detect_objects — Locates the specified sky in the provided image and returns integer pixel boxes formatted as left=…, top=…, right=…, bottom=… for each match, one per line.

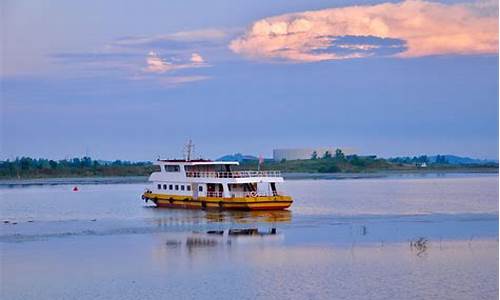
left=1, top=0, right=499, bottom=160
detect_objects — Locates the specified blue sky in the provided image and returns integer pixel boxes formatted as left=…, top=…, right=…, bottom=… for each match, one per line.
left=1, top=0, right=498, bottom=160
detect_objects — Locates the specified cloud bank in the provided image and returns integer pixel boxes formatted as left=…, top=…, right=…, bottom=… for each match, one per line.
left=52, top=29, right=218, bottom=88
left=230, top=0, right=498, bottom=62
left=112, top=28, right=231, bottom=52
left=108, top=29, right=223, bottom=86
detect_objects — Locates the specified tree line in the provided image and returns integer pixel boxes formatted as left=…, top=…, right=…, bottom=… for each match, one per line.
left=310, top=149, right=346, bottom=160
left=388, top=155, right=448, bottom=164
left=242, top=149, right=390, bottom=173
left=0, top=157, right=154, bottom=179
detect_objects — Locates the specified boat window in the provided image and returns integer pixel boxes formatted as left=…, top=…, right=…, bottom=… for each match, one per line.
left=163, top=184, right=167, bottom=190
left=175, top=185, right=179, bottom=190
left=187, top=185, right=191, bottom=191
left=169, top=184, right=173, bottom=190
left=164, top=165, right=180, bottom=172
left=157, top=184, right=161, bottom=190
left=181, top=185, right=185, bottom=191
left=198, top=186, right=203, bottom=192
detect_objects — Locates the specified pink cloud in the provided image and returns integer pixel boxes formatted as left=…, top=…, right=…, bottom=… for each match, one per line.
left=157, top=75, right=211, bottom=86
left=144, top=51, right=208, bottom=73
left=190, top=53, right=205, bottom=63
left=229, top=0, right=498, bottom=62
left=136, top=52, right=210, bottom=87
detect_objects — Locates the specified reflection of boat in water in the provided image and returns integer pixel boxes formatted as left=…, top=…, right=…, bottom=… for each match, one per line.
left=162, top=228, right=284, bottom=252
left=152, top=209, right=292, bottom=228
left=205, top=210, right=292, bottom=224
left=142, top=143, right=293, bottom=210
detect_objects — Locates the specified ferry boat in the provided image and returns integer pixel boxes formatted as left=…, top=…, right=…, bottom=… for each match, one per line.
left=142, top=148, right=292, bottom=210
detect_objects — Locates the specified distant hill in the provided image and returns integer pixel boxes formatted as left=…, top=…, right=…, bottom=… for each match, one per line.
left=390, top=154, right=498, bottom=165
left=428, top=155, right=497, bottom=165
left=217, top=153, right=258, bottom=162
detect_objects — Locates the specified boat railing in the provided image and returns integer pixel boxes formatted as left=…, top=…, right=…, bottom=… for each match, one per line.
left=205, top=191, right=280, bottom=198
left=230, top=191, right=280, bottom=198
left=206, top=191, right=224, bottom=197
left=186, top=170, right=281, bottom=178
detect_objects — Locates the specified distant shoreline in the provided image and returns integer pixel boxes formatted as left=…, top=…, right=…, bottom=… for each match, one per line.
left=0, top=169, right=497, bottom=187
left=283, top=168, right=499, bottom=180
left=3, top=155, right=497, bottom=181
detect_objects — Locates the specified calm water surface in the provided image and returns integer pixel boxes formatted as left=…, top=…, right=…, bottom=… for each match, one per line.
left=1, top=174, right=498, bottom=299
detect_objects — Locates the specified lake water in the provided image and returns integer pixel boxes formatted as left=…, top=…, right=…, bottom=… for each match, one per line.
left=1, top=173, right=498, bottom=299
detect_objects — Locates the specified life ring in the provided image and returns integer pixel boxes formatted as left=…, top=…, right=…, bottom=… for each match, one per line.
left=250, top=191, right=257, bottom=197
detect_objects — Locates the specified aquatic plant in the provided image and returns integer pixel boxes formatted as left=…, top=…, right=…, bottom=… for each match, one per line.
left=410, top=237, right=428, bottom=256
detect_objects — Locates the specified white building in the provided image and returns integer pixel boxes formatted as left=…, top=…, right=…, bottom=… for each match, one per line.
left=273, top=147, right=357, bottom=161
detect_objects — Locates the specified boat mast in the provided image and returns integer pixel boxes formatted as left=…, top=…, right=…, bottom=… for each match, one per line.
left=184, top=139, right=195, bottom=161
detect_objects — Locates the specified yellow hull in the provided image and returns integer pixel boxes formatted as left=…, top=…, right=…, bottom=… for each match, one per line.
left=142, top=193, right=293, bottom=210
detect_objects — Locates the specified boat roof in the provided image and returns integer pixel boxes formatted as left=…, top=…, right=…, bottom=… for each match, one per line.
left=156, top=159, right=239, bottom=166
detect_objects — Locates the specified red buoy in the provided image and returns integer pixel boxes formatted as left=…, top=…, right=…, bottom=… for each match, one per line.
left=73, top=186, right=79, bottom=192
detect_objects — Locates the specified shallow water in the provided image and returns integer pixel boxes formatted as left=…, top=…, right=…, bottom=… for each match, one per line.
left=1, top=174, right=498, bottom=299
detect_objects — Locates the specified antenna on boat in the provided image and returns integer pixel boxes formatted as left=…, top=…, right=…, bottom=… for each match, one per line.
left=184, top=139, right=195, bottom=161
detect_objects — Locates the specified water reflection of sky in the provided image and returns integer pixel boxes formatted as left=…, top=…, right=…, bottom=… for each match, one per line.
left=1, top=174, right=498, bottom=222
left=4, top=232, right=496, bottom=300
left=0, top=174, right=497, bottom=244
left=1, top=175, right=498, bottom=299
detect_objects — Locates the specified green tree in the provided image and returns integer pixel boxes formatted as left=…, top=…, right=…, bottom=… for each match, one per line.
left=49, top=160, right=58, bottom=169
left=311, top=151, right=318, bottom=160
left=349, top=155, right=366, bottom=167
left=82, top=156, right=92, bottom=168
left=39, top=159, right=50, bottom=169
left=322, top=151, right=332, bottom=159
left=72, top=158, right=81, bottom=167
left=335, top=149, right=345, bottom=160
left=418, top=155, right=428, bottom=163
left=20, top=157, right=32, bottom=170
left=435, top=155, right=448, bottom=164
